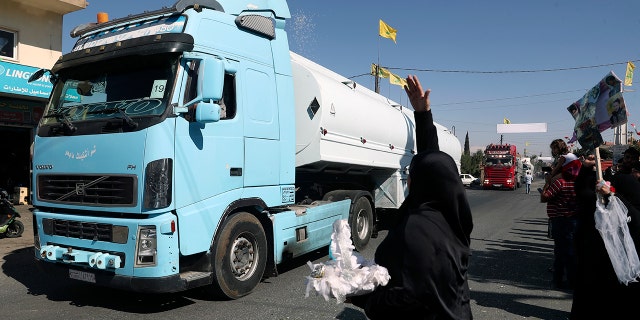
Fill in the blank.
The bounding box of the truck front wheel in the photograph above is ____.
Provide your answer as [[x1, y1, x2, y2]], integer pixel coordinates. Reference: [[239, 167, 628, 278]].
[[350, 197, 373, 252], [207, 212, 267, 300]]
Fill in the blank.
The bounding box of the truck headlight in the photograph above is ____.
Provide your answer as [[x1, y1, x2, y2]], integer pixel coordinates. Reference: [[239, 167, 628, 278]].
[[135, 226, 157, 267], [143, 158, 172, 209]]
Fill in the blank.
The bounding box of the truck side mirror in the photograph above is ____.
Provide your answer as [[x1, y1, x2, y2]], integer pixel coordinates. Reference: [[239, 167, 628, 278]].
[[28, 69, 46, 83], [198, 57, 224, 102], [195, 102, 221, 123], [28, 68, 58, 84], [180, 56, 225, 113]]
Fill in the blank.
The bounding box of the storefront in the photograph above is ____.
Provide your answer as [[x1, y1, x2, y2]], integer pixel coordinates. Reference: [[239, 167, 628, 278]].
[[0, 60, 52, 195]]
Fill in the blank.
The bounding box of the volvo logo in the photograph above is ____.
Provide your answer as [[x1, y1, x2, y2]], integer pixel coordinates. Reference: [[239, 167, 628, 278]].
[[75, 183, 85, 195], [35, 164, 53, 170], [57, 176, 109, 201]]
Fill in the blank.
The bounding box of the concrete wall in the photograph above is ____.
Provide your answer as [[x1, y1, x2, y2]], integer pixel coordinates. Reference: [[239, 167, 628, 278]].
[[0, 0, 87, 69]]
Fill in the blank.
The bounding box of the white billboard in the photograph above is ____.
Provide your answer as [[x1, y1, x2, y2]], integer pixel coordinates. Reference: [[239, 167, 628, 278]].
[[496, 123, 547, 133]]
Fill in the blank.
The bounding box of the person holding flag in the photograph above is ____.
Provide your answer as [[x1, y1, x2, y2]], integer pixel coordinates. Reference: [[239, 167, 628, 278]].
[[572, 154, 624, 318]]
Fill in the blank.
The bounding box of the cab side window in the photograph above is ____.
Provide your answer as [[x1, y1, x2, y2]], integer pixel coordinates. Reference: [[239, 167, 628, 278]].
[[183, 61, 236, 121], [219, 74, 236, 119]]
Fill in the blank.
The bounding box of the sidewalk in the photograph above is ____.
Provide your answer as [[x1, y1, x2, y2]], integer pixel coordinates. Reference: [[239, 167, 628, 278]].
[[0, 204, 33, 256]]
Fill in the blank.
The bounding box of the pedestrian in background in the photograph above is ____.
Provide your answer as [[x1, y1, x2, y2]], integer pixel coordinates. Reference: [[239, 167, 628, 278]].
[[524, 171, 533, 194], [540, 156, 581, 289], [541, 139, 577, 194], [616, 146, 640, 175]]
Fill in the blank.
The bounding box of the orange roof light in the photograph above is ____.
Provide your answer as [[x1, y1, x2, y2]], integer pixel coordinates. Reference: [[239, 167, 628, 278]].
[[97, 12, 109, 24]]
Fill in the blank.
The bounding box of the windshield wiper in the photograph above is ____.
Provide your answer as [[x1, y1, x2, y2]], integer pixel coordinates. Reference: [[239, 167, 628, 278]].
[[44, 112, 77, 134], [87, 107, 139, 129]]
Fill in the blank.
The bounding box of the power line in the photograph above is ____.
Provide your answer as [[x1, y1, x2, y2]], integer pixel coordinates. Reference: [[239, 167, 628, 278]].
[[436, 93, 581, 108], [384, 59, 636, 74], [349, 59, 636, 78]]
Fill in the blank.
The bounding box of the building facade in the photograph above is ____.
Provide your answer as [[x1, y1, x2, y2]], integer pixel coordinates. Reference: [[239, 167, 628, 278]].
[[0, 0, 87, 196]]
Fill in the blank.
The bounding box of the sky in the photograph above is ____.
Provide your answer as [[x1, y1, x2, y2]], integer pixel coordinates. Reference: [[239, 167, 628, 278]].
[[61, 0, 640, 158]]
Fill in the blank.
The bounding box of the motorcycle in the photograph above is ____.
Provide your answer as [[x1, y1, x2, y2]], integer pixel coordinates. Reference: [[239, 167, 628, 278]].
[[0, 188, 24, 238]]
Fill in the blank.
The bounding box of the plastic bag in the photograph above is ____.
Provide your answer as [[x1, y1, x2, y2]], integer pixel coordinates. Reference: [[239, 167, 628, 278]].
[[594, 194, 640, 285], [304, 219, 390, 303]]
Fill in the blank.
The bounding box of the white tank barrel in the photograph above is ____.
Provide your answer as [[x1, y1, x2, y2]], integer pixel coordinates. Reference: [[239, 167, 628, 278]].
[[291, 52, 461, 173]]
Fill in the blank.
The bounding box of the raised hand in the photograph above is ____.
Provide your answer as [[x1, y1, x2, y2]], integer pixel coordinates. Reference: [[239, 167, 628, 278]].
[[404, 74, 431, 112]]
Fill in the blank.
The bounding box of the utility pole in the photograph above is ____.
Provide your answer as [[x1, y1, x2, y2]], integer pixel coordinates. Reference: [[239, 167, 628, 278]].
[[374, 64, 380, 93]]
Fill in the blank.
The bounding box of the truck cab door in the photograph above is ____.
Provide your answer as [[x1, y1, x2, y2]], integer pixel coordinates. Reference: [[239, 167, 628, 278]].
[[174, 59, 243, 208]]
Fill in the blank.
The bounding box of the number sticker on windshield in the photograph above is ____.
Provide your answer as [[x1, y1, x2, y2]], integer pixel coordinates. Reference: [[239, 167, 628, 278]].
[[150, 80, 167, 98]]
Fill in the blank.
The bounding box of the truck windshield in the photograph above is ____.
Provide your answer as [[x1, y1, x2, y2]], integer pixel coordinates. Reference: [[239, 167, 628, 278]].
[[43, 53, 179, 126], [485, 157, 513, 166]]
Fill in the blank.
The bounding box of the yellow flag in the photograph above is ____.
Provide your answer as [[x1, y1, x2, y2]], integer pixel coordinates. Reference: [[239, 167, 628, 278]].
[[503, 117, 511, 124], [379, 20, 397, 43], [389, 73, 407, 87], [525, 141, 530, 146], [371, 64, 391, 78], [625, 61, 635, 86]]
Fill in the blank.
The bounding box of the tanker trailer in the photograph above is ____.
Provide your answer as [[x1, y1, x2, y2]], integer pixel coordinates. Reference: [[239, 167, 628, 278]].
[[290, 52, 462, 250]]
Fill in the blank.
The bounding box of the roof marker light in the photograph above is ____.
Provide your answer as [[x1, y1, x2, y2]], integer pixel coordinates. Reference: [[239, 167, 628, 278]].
[[97, 12, 109, 24]]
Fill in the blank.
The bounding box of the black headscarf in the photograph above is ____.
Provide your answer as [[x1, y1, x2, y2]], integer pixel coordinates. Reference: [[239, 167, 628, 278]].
[[404, 150, 473, 246]]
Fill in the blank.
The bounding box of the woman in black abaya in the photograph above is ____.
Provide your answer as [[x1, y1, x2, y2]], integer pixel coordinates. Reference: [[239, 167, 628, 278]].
[[349, 75, 473, 320], [571, 155, 640, 319]]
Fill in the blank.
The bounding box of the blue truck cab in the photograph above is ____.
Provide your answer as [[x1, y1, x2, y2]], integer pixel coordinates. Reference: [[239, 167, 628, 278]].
[[30, 0, 352, 299]]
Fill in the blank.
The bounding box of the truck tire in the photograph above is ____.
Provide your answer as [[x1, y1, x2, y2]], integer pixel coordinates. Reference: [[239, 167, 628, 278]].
[[350, 197, 373, 252], [207, 212, 267, 300], [5, 220, 24, 238]]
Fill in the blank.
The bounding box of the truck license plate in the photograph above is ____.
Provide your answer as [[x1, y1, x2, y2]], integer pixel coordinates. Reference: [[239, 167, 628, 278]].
[[69, 269, 96, 283]]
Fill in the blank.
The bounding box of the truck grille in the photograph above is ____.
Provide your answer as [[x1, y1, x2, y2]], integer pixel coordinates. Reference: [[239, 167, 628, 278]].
[[37, 174, 137, 206], [49, 219, 111, 241], [43, 218, 129, 244], [487, 171, 509, 179]]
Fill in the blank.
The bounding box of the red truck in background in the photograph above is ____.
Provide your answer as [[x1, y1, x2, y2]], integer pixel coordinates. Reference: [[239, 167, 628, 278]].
[[482, 143, 521, 190]]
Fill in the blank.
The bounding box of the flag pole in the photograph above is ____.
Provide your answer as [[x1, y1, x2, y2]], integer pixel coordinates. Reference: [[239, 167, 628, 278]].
[[375, 34, 380, 93], [595, 147, 603, 181]]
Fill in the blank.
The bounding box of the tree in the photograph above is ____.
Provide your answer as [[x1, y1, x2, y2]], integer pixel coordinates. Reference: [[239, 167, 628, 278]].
[[460, 132, 483, 177], [461, 149, 483, 177], [464, 132, 470, 156], [461, 153, 472, 175], [471, 150, 484, 176]]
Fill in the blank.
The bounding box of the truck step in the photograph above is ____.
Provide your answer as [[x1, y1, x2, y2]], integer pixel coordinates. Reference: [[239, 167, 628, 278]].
[[180, 271, 212, 289]]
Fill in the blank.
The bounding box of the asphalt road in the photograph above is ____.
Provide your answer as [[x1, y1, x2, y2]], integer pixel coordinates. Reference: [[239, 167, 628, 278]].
[[1, 179, 573, 319]]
